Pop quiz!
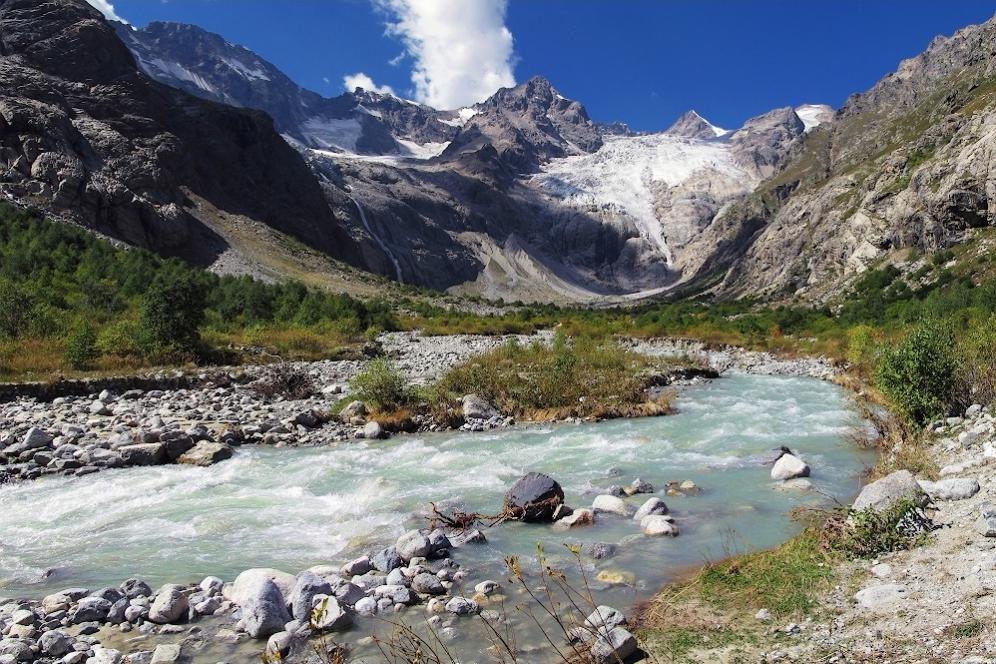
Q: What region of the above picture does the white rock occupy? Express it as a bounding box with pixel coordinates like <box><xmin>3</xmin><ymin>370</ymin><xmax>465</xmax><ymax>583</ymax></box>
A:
<box><xmin>918</xmin><ymin>478</ymin><xmax>980</xmax><ymax>501</ymax></box>
<box><xmin>641</xmin><ymin>515</ymin><xmax>679</xmax><ymax>537</ymax></box>
<box><xmin>592</xmin><ymin>495</ymin><xmax>636</xmax><ymax>517</ymax></box>
<box><xmin>771</xmin><ymin>453</ymin><xmax>810</xmax><ymax>481</ymax></box>
<box><xmin>854</xmin><ymin>584</ymin><xmax>908</xmax><ymax>609</ymax></box>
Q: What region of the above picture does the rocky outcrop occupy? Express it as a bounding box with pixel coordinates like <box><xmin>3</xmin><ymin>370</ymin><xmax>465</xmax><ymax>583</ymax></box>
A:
<box><xmin>0</xmin><ymin>0</ymin><xmax>359</xmax><ymax>268</ymax></box>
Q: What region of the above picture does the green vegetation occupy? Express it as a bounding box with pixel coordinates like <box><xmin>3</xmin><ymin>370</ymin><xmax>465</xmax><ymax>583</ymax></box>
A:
<box><xmin>822</xmin><ymin>498</ymin><xmax>932</xmax><ymax>558</ymax></box>
<box><xmin>875</xmin><ymin>323</ymin><xmax>958</xmax><ymax>426</ymax></box>
<box><xmin>433</xmin><ymin>333</ymin><xmax>678</xmax><ymax>420</ymax></box>
<box><xmin>348</xmin><ymin>359</ymin><xmax>416</xmax><ymax>412</ymax></box>
<box><xmin>0</xmin><ymin>203</ymin><xmax>395</xmax><ymax>379</ymax></box>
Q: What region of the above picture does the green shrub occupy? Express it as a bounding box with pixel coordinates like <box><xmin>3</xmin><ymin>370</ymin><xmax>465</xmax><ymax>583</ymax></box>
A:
<box><xmin>824</xmin><ymin>498</ymin><xmax>932</xmax><ymax>558</ymax></box>
<box><xmin>875</xmin><ymin>322</ymin><xmax>957</xmax><ymax>425</ymax></box>
<box><xmin>64</xmin><ymin>318</ymin><xmax>98</xmax><ymax>370</ymax></box>
<box><xmin>845</xmin><ymin>324</ymin><xmax>877</xmax><ymax>372</ymax></box>
<box><xmin>140</xmin><ymin>270</ymin><xmax>207</xmax><ymax>354</ymax></box>
<box><xmin>349</xmin><ymin>358</ymin><xmax>414</xmax><ymax>411</ymax></box>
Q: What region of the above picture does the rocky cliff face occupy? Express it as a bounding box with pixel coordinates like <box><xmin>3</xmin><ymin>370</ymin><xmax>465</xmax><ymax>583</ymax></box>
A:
<box><xmin>676</xmin><ymin>16</ymin><xmax>996</xmax><ymax>301</ymax></box>
<box><xmin>0</xmin><ymin>0</ymin><xmax>359</xmax><ymax>267</ymax></box>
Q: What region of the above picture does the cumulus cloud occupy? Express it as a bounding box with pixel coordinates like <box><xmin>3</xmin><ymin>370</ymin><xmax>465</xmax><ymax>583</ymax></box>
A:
<box><xmin>86</xmin><ymin>0</ymin><xmax>126</xmax><ymax>23</ymax></box>
<box><xmin>342</xmin><ymin>72</ymin><xmax>396</xmax><ymax>96</ymax></box>
<box><xmin>375</xmin><ymin>0</ymin><xmax>516</xmax><ymax>109</ymax></box>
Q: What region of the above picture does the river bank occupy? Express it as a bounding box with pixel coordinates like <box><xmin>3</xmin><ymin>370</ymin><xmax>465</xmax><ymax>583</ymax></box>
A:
<box><xmin>637</xmin><ymin>400</ymin><xmax>996</xmax><ymax>663</ymax></box>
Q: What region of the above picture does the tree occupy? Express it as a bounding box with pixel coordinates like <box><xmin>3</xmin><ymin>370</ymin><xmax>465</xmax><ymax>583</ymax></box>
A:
<box><xmin>64</xmin><ymin>317</ymin><xmax>98</xmax><ymax>370</ymax></box>
<box><xmin>875</xmin><ymin>322</ymin><xmax>958</xmax><ymax>426</ymax></box>
<box><xmin>140</xmin><ymin>270</ymin><xmax>207</xmax><ymax>354</ymax></box>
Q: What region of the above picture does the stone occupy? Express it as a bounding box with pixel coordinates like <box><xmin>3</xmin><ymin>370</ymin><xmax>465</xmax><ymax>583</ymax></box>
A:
<box><xmin>461</xmin><ymin>394</ymin><xmax>498</xmax><ymax>420</ymax></box>
<box><xmin>641</xmin><ymin>515</ymin><xmax>679</xmax><ymax>536</ymax></box>
<box><xmin>755</xmin><ymin>608</ymin><xmax>771</xmax><ymax>622</ymax></box>
<box><xmin>427</xmin><ymin>529</ymin><xmax>451</xmax><ymax>554</ymax></box>
<box><xmin>585</xmin><ymin>605</ymin><xmax>627</xmax><ymax>632</ymax></box>
<box><xmin>632</xmin><ymin>497</ymin><xmax>669</xmax><ymax>522</ymax></box>
<box><xmin>854</xmin><ymin>584</ymin><xmax>909</xmax><ymax>609</ymax></box>
<box><xmin>589</xmin><ymin>627</ymin><xmax>638</xmax><ymax>664</ymax></box>
<box><xmin>149</xmin><ymin>645</ymin><xmax>181</xmax><ymax>664</ymax></box>
<box><xmin>39</xmin><ymin>630</ymin><xmax>72</xmax><ymax>657</ymax></box>
<box><xmin>371</xmin><ymin>547</ymin><xmax>403</xmax><ymax>572</ymax></box>
<box><xmin>71</xmin><ymin>596</ymin><xmax>111</xmax><ymax>623</ymax></box>
<box><xmin>265</xmin><ymin>633</ymin><xmax>294</xmax><ymax>660</ymax></box>
<box><xmin>411</xmin><ymin>573</ymin><xmax>445</xmax><ymax>595</ymax></box>
<box><xmin>177</xmin><ymin>442</ymin><xmax>233</xmax><ymax>466</ymax></box>
<box><xmin>444</xmin><ymin>597</ymin><xmax>479</xmax><ymax>616</ymax></box>
<box><xmin>396</xmin><ymin>531</ymin><xmax>433</xmax><ymax>561</ymax></box>
<box><xmin>626</xmin><ymin>478</ymin><xmax>654</xmax><ymax>495</ymax></box>
<box><xmin>503</xmin><ymin>472</ymin><xmax>565</xmax><ymax>522</ymax></box>
<box><xmin>0</xmin><ymin>640</ymin><xmax>33</xmax><ymax>664</ymax></box>
<box><xmin>228</xmin><ymin>569</ymin><xmax>296</xmax><ymax>606</ymax></box>
<box><xmin>199</xmin><ymin>577</ymin><xmax>224</xmax><ymax>595</ymax></box>
<box><xmin>870</xmin><ymin>563</ymin><xmax>892</xmax><ymax>579</ymax></box>
<box><xmin>334</xmin><ymin>583</ymin><xmax>365</xmax><ymax>607</ymax></box>
<box><xmin>310</xmin><ymin>596</ymin><xmax>351</xmax><ymax>632</ymax></box>
<box><xmin>592</xmin><ymin>495</ymin><xmax>636</xmax><ymax>517</ymax></box>
<box><xmin>340</xmin><ymin>556</ymin><xmax>373</xmax><ymax>577</ymax></box>
<box><xmin>554</xmin><ymin>508</ymin><xmax>594</xmax><ymax>530</ymax></box>
<box><xmin>289</xmin><ymin>572</ymin><xmax>333</xmax><ymax>623</ymax></box>
<box><xmin>361</xmin><ymin>421</ymin><xmax>385</xmax><ymax>440</ymax></box>
<box><xmin>339</xmin><ymin>401</ymin><xmax>367</xmax><ymax>420</ymax></box>
<box><xmin>353</xmin><ymin>597</ymin><xmax>377</xmax><ymax>617</ymax></box>
<box><xmin>117</xmin><ymin>443</ymin><xmax>166</xmax><ymax>466</ymax></box>
<box><xmin>22</xmin><ymin>428</ymin><xmax>53</xmax><ymax>449</ymax></box>
<box><xmin>241</xmin><ymin>579</ymin><xmax>292</xmax><ymax>639</ymax></box>
<box><xmin>148</xmin><ymin>585</ymin><xmax>188</xmax><ymax>624</ymax></box>
<box><xmin>106</xmin><ymin>598</ymin><xmax>129</xmax><ymax>623</ymax></box>
<box><xmin>474</xmin><ymin>581</ymin><xmax>499</xmax><ymax>595</ymax></box>
<box><xmin>9</xmin><ymin>610</ymin><xmax>33</xmax><ymax>626</ymax></box>
<box><xmin>595</xmin><ymin>570</ymin><xmax>635</xmax><ymax>586</ymax></box>
<box><xmin>918</xmin><ymin>477</ymin><xmax>980</xmax><ymax>501</ymax></box>
<box><xmin>852</xmin><ymin>470</ymin><xmax>926</xmax><ymax>513</ymax></box>
<box><xmin>89</xmin><ymin>647</ymin><xmax>123</xmax><ymax>664</ymax></box>
<box><xmin>771</xmin><ymin>451</ymin><xmax>810</xmax><ymax>481</ymax></box>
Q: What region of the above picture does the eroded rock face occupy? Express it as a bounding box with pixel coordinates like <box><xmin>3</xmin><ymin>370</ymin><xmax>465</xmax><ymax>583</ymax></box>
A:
<box><xmin>0</xmin><ymin>0</ymin><xmax>359</xmax><ymax>269</ymax></box>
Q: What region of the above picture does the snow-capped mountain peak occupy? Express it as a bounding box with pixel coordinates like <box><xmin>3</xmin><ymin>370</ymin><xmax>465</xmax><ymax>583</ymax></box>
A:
<box><xmin>666</xmin><ymin>109</ymin><xmax>728</xmax><ymax>139</ymax></box>
<box><xmin>794</xmin><ymin>104</ymin><xmax>834</xmax><ymax>132</ymax></box>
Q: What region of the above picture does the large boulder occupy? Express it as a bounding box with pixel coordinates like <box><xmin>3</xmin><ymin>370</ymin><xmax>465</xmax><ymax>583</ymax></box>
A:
<box><xmin>918</xmin><ymin>477</ymin><xmax>980</xmax><ymax>501</ymax></box>
<box><xmin>461</xmin><ymin>394</ymin><xmax>498</xmax><ymax>420</ymax></box>
<box><xmin>148</xmin><ymin>585</ymin><xmax>189</xmax><ymax>624</ymax></box>
<box><xmin>395</xmin><ymin>530</ymin><xmax>433</xmax><ymax>561</ymax></box>
<box><xmin>289</xmin><ymin>572</ymin><xmax>333</xmax><ymax>623</ymax></box>
<box><xmin>241</xmin><ymin>579</ymin><xmax>291</xmax><ymax>639</ymax></box>
<box><xmin>590</xmin><ymin>627</ymin><xmax>638</xmax><ymax>664</ymax></box>
<box><xmin>118</xmin><ymin>443</ymin><xmax>166</xmax><ymax>466</ymax></box>
<box><xmin>228</xmin><ymin>569</ymin><xmax>296</xmax><ymax>607</ymax></box>
<box><xmin>503</xmin><ymin>472</ymin><xmax>565</xmax><ymax>522</ymax></box>
<box><xmin>592</xmin><ymin>495</ymin><xmax>635</xmax><ymax>518</ymax></box>
<box><xmin>852</xmin><ymin>470</ymin><xmax>927</xmax><ymax>513</ymax></box>
<box><xmin>310</xmin><ymin>595</ymin><xmax>352</xmax><ymax>632</ymax></box>
<box><xmin>771</xmin><ymin>451</ymin><xmax>810</xmax><ymax>481</ymax></box>
<box><xmin>178</xmin><ymin>441</ymin><xmax>233</xmax><ymax>466</ymax></box>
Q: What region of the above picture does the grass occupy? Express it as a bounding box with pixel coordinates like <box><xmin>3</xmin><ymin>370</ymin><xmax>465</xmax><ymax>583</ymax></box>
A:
<box><xmin>639</xmin><ymin>525</ymin><xmax>836</xmax><ymax>662</ymax></box>
<box><xmin>432</xmin><ymin>334</ymin><xmax>683</xmax><ymax>421</ymax></box>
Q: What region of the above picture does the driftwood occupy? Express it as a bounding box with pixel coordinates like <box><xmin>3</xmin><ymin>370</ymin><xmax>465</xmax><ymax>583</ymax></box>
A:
<box><xmin>428</xmin><ymin>502</ymin><xmax>512</xmax><ymax>532</ymax></box>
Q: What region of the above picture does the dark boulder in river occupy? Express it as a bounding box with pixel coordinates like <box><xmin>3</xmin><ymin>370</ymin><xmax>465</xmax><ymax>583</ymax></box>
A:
<box><xmin>504</xmin><ymin>472</ymin><xmax>565</xmax><ymax>522</ymax></box>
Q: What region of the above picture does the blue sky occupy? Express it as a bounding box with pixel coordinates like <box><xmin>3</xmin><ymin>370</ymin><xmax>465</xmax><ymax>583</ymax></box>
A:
<box><xmin>103</xmin><ymin>0</ymin><xmax>996</xmax><ymax>131</ymax></box>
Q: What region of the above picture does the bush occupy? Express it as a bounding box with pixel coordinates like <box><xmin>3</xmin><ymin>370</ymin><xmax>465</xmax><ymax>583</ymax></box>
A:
<box><xmin>875</xmin><ymin>322</ymin><xmax>958</xmax><ymax>425</ymax></box>
<box><xmin>350</xmin><ymin>358</ymin><xmax>414</xmax><ymax>411</ymax></box>
<box><xmin>845</xmin><ymin>324</ymin><xmax>877</xmax><ymax>373</ymax></box>
<box><xmin>822</xmin><ymin>498</ymin><xmax>933</xmax><ymax>558</ymax></box>
<box><xmin>64</xmin><ymin>318</ymin><xmax>98</xmax><ymax>370</ymax></box>
<box><xmin>140</xmin><ymin>270</ymin><xmax>207</xmax><ymax>354</ymax></box>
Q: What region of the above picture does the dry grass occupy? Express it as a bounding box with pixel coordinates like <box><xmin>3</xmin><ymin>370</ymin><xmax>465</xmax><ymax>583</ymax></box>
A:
<box><xmin>0</xmin><ymin>338</ymin><xmax>148</xmax><ymax>382</ymax></box>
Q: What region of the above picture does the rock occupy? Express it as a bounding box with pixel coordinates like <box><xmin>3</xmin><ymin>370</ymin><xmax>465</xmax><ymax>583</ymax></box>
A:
<box><xmin>626</xmin><ymin>478</ymin><xmax>654</xmax><ymax>495</ymax></box>
<box><xmin>9</xmin><ymin>610</ymin><xmax>33</xmax><ymax>626</ymax></box>
<box><xmin>641</xmin><ymin>515</ymin><xmax>679</xmax><ymax>536</ymax></box>
<box><xmin>265</xmin><ymin>633</ymin><xmax>294</xmax><ymax>660</ymax></box>
<box><xmin>554</xmin><ymin>508</ymin><xmax>594</xmax><ymax>530</ymax></box>
<box><xmin>289</xmin><ymin>572</ymin><xmax>333</xmax><ymax>623</ymax></box>
<box><xmin>444</xmin><ymin>597</ymin><xmax>479</xmax><ymax>616</ymax></box>
<box><xmin>582</xmin><ymin>542</ymin><xmax>617</xmax><ymax>560</ymax></box>
<box><xmin>117</xmin><ymin>443</ymin><xmax>166</xmax><ymax>466</ymax></box>
<box><xmin>589</xmin><ymin>627</ymin><xmax>638</xmax><ymax>664</ymax></box>
<box><xmin>361</xmin><ymin>421</ymin><xmax>385</xmax><ymax>440</ymax></box>
<box><xmin>228</xmin><ymin>569</ymin><xmax>296</xmax><ymax>606</ymax></box>
<box><xmin>0</xmin><ymin>640</ymin><xmax>33</xmax><ymax>663</ymax></box>
<box><xmin>592</xmin><ymin>495</ymin><xmax>636</xmax><ymax>517</ymax></box>
<box><xmin>120</xmin><ymin>579</ymin><xmax>152</xmax><ymax>598</ymax></box>
<box><xmin>870</xmin><ymin>563</ymin><xmax>893</xmax><ymax>579</ymax></box>
<box><xmin>595</xmin><ymin>569</ymin><xmax>635</xmax><ymax>585</ymax></box>
<box><xmin>22</xmin><ymin>428</ymin><xmax>53</xmax><ymax>449</ymax></box>
<box><xmin>427</xmin><ymin>529</ymin><xmax>451</xmax><ymax>554</ymax></box>
<box><xmin>755</xmin><ymin>608</ymin><xmax>771</xmax><ymax>622</ymax></box>
<box><xmin>177</xmin><ymin>441</ymin><xmax>233</xmax><ymax>466</ymax></box>
<box><xmin>89</xmin><ymin>647</ymin><xmax>123</xmax><ymax>664</ymax></box>
<box><xmin>339</xmin><ymin>401</ymin><xmax>368</xmax><ymax>420</ymax></box>
<box><xmin>585</xmin><ymin>605</ymin><xmax>627</xmax><ymax>632</ymax></box>
<box><xmin>371</xmin><ymin>547</ymin><xmax>403</xmax><ymax>572</ymax></box>
<box><xmin>39</xmin><ymin>630</ymin><xmax>72</xmax><ymax>657</ymax></box>
<box><xmin>334</xmin><ymin>583</ymin><xmax>366</xmax><ymax>607</ymax></box>
<box><xmin>852</xmin><ymin>470</ymin><xmax>926</xmax><ymax>513</ymax></box>
<box><xmin>353</xmin><ymin>597</ymin><xmax>377</xmax><ymax>617</ymax></box>
<box><xmin>503</xmin><ymin>472</ymin><xmax>565</xmax><ymax>522</ymax></box>
<box><xmin>411</xmin><ymin>573</ymin><xmax>445</xmax><ymax>595</ymax></box>
<box><xmin>106</xmin><ymin>598</ymin><xmax>129</xmax><ymax>623</ymax></box>
<box><xmin>632</xmin><ymin>497</ymin><xmax>669</xmax><ymax>522</ymax></box>
<box><xmin>854</xmin><ymin>584</ymin><xmax>909</xmax><ymax>609</ymax></box>
<box><xmin>71</xmin><ymin>596</ymin><xmax>111</xmax><ymax>623</ymax></box>
<box><xmin>242</xmin><ymin>579</ymin><xmax>292</xmax><ymax>639</ymax></box>
<box><xmin>396</xmin><ymin>530</ymin><xmax>433</xmax><ymax>561</ymax></box>
<box><xmin>149</xmin><ymin>645</ymin><xmax>181</xmax><ymax>664</ymax></box>
<box><xmin>148</xmin><ymin>585</ymin><xmax>188</xmax><ymax>624</ymax></box>
<box><xmin>340</xmin><ymin>556</ymin><xmax>373</xmax><ymax>577</ymax></box>
<box><xmin>774</xmin><ymin>478</ymin><xmax>814</xmax><ymax>492</ymax></box>
<box><xmin>461</xmin><ymin>394</ymin><xmax>498</xmax><ymax>420</ymax></box>
<box><xmin>199</xmin><ymin>577</ymin><xmax>223</xmax><ymax>595</ymax></box>
<box><xmin>474</xmin><ymin>581</ymin><xmax>499</xmax><ymax>595</ymax></box>
<box><xmin>918</xmin><ymin>477</ymin><xmax>980</xmax><ymax>501</ymax></box>
<box><xmin>771</xmin><ymin>451</ymin><xmax>810</xmax><ymax>481</ymax></box>
<box><xmin>310</xmin><ymin>596</ymin><xmax>351</xmax><ymax>632</ymax></box>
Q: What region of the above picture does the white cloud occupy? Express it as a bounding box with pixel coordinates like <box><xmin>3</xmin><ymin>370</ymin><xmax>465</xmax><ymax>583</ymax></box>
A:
<box><xmin>342</xmin><ymin>72</ymin><xmax>396</xmax><ymax>96</ymax></box>
<box><xmin>375</xmin><ymin>0</ymin><xmax>516</xmax><ymax>109</ymax></box>
<box><xmin>86</xmin><ymin>0</ymin><xmax>126</xmax><ymax>23</ymax></box>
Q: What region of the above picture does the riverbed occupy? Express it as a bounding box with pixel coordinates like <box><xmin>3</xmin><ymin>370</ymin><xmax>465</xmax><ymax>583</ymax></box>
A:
<box><xmin>0</xmin><ymin>374</ymin><xmax>875</xmax><ymax>661</ymax></box>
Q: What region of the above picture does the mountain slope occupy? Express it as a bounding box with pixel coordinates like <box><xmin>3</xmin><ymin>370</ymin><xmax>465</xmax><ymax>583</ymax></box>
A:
<box><xmin>0</xmin><ymin>0</ymin><xmax>360</xmax><ymax>270</ymax></box>
<box><xmin>675</xmin><ymin>16</ymin><xmax>996</xmax><ymax>301</ymax></box>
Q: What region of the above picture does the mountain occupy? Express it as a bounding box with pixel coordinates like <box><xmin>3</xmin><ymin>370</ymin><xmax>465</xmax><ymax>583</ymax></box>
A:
<box><xmin>0</xmin><ymin>0</ymin><xmax>360</xmax><ymax>273</ymax></box>
<box><xmin>1</xmin><ymin>0</ymin><xmax>861</xmax><ymax>303</ymax></box>
<box><xmin>673</xmin><ymin>18</ymin><xmax>996</xmax><ymax>301</ymax></box>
